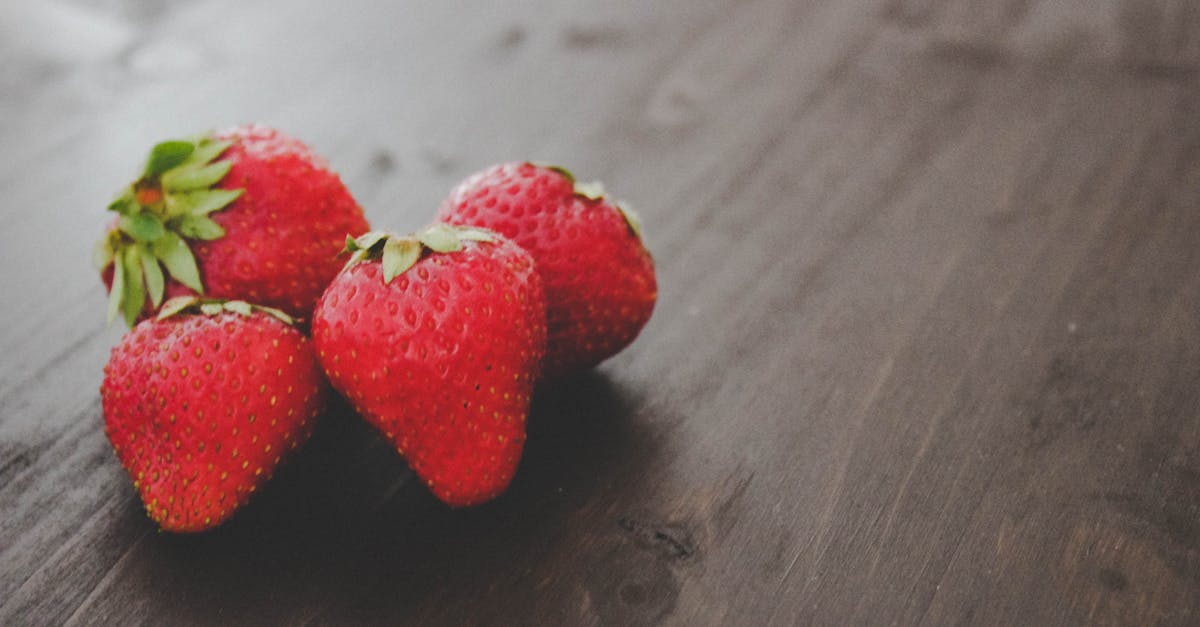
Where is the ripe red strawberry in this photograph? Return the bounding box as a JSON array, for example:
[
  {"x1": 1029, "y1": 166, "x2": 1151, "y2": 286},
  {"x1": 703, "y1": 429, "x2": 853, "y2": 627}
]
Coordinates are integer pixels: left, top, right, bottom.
[
  {"x1": 436, "y1": 162, "x2": 656, "y2": 377},
  {"x1": 97, "y1": 124, "x2": 370, "y2": 326},
  {"x1": 100, "y1": 297, "x2": 328, "y2": 532},
  {"x1": 312, "y1": 225, "x2": 546, "y2": 506}
]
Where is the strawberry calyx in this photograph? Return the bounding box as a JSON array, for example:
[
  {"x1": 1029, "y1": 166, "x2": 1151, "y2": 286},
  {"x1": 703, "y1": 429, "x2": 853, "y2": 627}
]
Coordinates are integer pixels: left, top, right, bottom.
[
  {"x1": 572, "y1": 179, "x2": 605, "y2": 200},
  {"x1": 96, "y1": 134, "x2": 245, "y2": 327},
  {"x1": 156, "y1": 295, "x2": 295, "y2": 325},
  {"x1": 529, "y1": 161, "x2": 645, "y2": 242},
  {"x1": 570, "y1": 180, "x2": 645, "y2": 241},
  {"x1": 530, "y1": 161, "x2": 576, "y2": 183},
  {"x1": 614, "y1": 201, "x2": 644, "y2": 241},
  {"x1": 342, "y1": 224, "x2": 498, "y2": 284}
]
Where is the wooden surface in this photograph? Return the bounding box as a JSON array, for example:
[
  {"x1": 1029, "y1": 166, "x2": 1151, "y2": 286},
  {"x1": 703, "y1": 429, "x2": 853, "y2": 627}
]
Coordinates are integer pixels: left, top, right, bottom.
[{"x1": 3, "y1": 0, "x2": 1200, "y2": 624}]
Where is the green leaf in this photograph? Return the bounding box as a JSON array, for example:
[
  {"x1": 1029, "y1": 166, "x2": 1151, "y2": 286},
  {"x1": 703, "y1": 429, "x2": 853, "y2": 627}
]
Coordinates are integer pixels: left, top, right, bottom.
[
  {"x1": 167, "y1": 188, "x2": 243, "y2": 217},
  {"x1": 255, "y1": 305, "x2": 294, "y2": 325},
  {"x1": 118, "y1": 212, "x2": 166, "y2": 242},
  {"x1": 122, "y1": 247, "x2": 145, "y2": 328},
  {"x1": 161, "y1": 160, "x2": 233, "y2": 192},
  {"x1": 418, "y1": 223, "x2": 462, "y2": 253},
  {"x1": 144, "y1": 141, "x2": 195, "y2": 177},
  {"x1": 531, "y1": 161, "x2": 575, "y2": 183},
  {"x1": 200, "y1": 303, "x2": 224, "y2": 316},
  {"x1": 151, "y1": 232, "x2": 204, "y2": 293},
  {"x1": 107, "y1": 250, "x2": 125, "y2": 325},
  {"x1": 341, "y1": 231, "x2": 393, "y2": 270},
  {"x1": 107, "y1": 190, "x2": 138, "y2": 215},
  {"x1": 187, "y1": 139, "x2": 233, "y2": 166},
  {"x1": 138, "y1": 246, "x2": 165, "y2": 306},
  {"x1": 175, "y1": 215, "x2": 226, "y2": 240},
  {"x1": 354, "y1": 231, "x2": 389, "y2": 252},
  {"x1": 574, "y1": 180, "x2": 606, "y2": 200},
  {"x1": 342, "y1": 248, "x2": 369, "y2": 271},
  {"x1": 456, "y1": 227, "x2": 496, "y2": 243},
  {"x1": 224, "y1": 300, "x2": 253, "y2": 316},
  {"x1": 616, "y1": 201, "x2": 644, "y2": 241},
  {"x1": 157, "y1": 296, "x2": 198, "y2": 320},
  {"x1": 93, "y1": 237, "x2": 115, "y2": 270},
  {"x1": 382, "y1": 237, "x2": 421, "y2": 283}
]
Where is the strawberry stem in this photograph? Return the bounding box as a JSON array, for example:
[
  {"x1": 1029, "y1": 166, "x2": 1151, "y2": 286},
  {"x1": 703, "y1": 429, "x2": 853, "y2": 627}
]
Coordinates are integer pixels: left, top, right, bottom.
[
  {"x1": 99, "y1": 134, "x2": 243, "y2": 327},
  {"x1": 157, "y1": 296, "x2": 295, "y2": 325},
  {"x1": 341, "y1": 225, "x2": 498, "y2": 284}
]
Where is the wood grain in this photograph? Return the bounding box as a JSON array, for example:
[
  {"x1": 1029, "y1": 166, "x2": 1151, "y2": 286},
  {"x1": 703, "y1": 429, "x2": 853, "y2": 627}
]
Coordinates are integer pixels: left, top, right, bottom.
[{"x1": 2, "y1": 0, "x2": 1199, "y2": 624}]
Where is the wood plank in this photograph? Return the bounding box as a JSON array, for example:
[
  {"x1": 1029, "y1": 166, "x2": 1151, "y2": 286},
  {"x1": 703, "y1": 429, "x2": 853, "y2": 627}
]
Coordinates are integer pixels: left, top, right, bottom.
[{"x1": 2, "y1": 0, "x2": 1199, "y2": 624}]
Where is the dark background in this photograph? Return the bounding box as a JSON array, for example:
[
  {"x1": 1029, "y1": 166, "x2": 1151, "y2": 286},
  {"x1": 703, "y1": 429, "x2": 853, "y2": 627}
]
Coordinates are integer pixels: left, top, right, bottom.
[{"x1": 3, "y1": 0, "x2": 1200, "y2": 624}]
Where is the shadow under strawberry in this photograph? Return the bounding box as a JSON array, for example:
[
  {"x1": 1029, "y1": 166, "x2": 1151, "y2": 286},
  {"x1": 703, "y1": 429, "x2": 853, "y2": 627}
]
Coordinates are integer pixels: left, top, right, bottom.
[{"x1": 129, "y1": 370, "x2": 666, "y2": 625}]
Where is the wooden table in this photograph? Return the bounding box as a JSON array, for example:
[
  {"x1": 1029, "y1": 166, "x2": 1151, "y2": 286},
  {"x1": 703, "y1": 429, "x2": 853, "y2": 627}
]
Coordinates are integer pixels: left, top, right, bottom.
[{"x1": 3, "y1": 0, "x2": 1199, "y2": 624}]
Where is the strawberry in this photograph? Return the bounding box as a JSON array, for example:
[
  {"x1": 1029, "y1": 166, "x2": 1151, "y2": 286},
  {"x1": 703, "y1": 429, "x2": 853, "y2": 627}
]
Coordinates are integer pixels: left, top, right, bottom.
[
  {"x1": 100, "y1": 297, "x2": 328, "y2": 532},
  {"x1": 311, "y1": 225, "x2": 546, "y2": 506},
  {"x1": 96, "y1": 124, "x2": 370, "y2": 326},
  {"x1": 436, "y1": 162, "x2": 656, "y2": 377}
]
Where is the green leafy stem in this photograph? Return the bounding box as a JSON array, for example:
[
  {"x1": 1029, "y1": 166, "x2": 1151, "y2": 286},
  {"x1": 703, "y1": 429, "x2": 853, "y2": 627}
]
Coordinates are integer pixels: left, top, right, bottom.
[
  {"x1": 343, "y1": 224, "x2": 498, "y2": 284},
  {"x1": 530, "y1": 161, "x2": 644, "y2": 240},
  {"x1": 156, "y1": 296, "x2": 294, "y2": 325},
  {"x1": 96, "y1": 136, "x2": 244, "y2": 327}
]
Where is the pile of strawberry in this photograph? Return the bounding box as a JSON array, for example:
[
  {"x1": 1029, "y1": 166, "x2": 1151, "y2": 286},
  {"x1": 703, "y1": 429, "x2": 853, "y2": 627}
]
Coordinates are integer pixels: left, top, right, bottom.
[{"x1": 96, "y1": 125, "x2": 656, "y2": 532}]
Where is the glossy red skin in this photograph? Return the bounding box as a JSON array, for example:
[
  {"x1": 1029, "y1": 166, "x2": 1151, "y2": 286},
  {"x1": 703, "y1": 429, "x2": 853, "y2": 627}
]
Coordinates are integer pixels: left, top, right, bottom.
[
  {"x1": 102, "y1": 124, "x2": 371, "y2": 321},
  {"x1": 312, "y1": 237, "x2": 546, "y2": 507},
  {"x1": 101, "y1": 312, "x2": 327, "y2": 532},
  {"x1": 436, "y1": 162, "x2": 657, "y2": 376}
]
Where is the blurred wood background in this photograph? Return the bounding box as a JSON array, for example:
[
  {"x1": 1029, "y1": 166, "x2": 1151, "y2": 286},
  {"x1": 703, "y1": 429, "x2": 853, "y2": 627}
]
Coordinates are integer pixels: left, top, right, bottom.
[{"x1": 3, "y1": 0, "x2": 1200, "y2": 624}]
